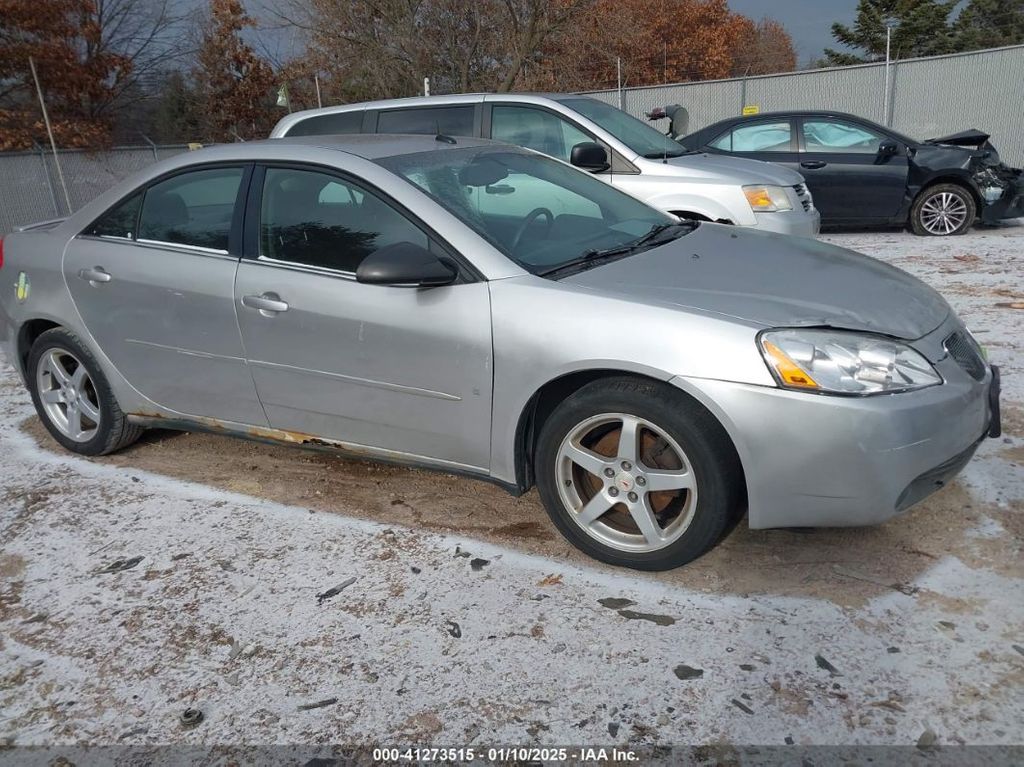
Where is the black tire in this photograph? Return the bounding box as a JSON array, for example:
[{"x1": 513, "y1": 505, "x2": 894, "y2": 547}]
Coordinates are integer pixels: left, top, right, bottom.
[
  {"x1": 910, "y1": 183, "x2": 976, "y2": 236},
  {"x1": 27, "y1": 328, "x2": 144, "y2": 456},
  {"x1": 535, "y1": 376, "x2": 745, "y2": 571}
]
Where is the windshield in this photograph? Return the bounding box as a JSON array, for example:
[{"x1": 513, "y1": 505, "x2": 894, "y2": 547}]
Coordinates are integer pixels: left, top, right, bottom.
[
  {"x1": 377, "y1": 146, "x2": 678, "y2": 274},
  {"x1": 560, "y1": 98, "x2": 686, "y2": 159}
]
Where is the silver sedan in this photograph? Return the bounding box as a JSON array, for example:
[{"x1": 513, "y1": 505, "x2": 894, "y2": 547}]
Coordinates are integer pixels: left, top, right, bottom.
[{"x1": 0, "y1": 135, "x2": 1001, "y2": 570}]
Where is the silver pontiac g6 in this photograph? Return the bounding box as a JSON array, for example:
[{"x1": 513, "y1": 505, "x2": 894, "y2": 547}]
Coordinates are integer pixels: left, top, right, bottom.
[{"x1": 0, "y1": 136, "x2": 1000, "y2": 570}]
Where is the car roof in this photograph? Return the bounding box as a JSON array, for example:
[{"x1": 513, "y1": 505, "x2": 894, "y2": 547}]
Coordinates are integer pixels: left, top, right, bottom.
[{"x1": 271, "y1": 93, "x2": 601, "y2": 137}]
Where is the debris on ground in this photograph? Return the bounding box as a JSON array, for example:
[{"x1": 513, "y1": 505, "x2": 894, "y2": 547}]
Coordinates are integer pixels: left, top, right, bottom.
[
  {"x1": 316, "y1": 577, "x2": 356, "y2": 605},
  {"x1": 94, "y1": 556, "x2": 144, "y2": 574},
  {"x1": 673, "y1": 665, "x2": 704, "y2": 681},
  {"x1": 297, "y1": 698, "x2": 338, "y2": 711}
]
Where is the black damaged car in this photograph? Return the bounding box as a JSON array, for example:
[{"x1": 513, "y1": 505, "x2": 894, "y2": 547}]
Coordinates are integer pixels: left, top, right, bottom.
[{"x1": 676, "y1": 110, "x2": 1024, "y2": 236}]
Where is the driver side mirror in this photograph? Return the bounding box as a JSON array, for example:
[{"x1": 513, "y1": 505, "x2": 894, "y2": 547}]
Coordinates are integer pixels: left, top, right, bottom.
[
  {"x1": 878, "y1": 139, "x2": 899, "y2": 157},
  {"x1": 356, "y1": 241, "x2": 457, "y2": 287},
  {"x1": 570, "y1": 142, "x2": 610, "y2": 173}
]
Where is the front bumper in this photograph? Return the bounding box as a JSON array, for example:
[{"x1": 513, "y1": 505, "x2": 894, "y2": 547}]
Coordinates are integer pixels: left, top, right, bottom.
[
  {"x1": 750, "y1": 208, "x2": 821, "y2": 238},
  {"x1": 671, "y1": 357, "x2": 998, "y2": 529},
  {"x1": 980, "y1": 174, "x2": 1024, "y2": 223}
]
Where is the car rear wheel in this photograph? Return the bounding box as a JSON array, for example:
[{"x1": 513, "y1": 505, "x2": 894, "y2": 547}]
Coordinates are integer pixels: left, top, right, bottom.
[
  {"x1": 27, "y1": 328, "x2": 144, "y2": 455},
  {"x1": 535, "y1": 377, "x2": 744, "y2": 571},
  {"x1": 910, "y1": 183, "x2": 976, "y2": 236}
]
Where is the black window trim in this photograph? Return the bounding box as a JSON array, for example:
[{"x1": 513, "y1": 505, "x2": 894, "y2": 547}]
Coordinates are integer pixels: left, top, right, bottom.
[
  {"x1": 797, "y1": 116, "x2": 891, "y2": 154},
  {"x1": 709, "y1": 118, "x2": 798, "y2": 153},
  {"x1": 78, "y1": 161, "x2": 253, "y2": 259},
  {"x1": 242, "y1": 161, "x2": 484, "y2": 284}
]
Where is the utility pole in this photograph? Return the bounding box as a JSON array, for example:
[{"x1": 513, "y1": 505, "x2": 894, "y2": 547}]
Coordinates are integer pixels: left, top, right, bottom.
[
  {"x1": 883, "y1": 19, "x2": 897, "y2": 127},
  {"x1": 617, "y1": 58, "x2": 623, "y2": 110}
]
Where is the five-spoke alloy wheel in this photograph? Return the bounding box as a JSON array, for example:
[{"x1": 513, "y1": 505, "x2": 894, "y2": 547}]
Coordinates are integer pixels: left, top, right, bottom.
[
  {"x1": 536, "y1": 377, "x2": 744, "y2": 570},
  {"x1": 27, "y1": 328, "x2": 144, "y2": 455}
]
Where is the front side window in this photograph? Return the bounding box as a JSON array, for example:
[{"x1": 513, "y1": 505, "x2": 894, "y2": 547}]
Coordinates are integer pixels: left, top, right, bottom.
[
  {"x1": 377, "y1": 106, "x2": 474, "y2": 136},
  {"x1": 491, "y1": 106, "x2": 593, "y2": 162},
  {"x1": 86, "y1": 193, "x2": 142, "y2": 239},
  {"x1": 260, "y1": 167, "x2": 428, "y2": 273},
  {"x1": 137, "y1": 167, "x2": 244, "y2": 251},
  {"x1": 378, "y1": 146, "x2": 676, "y2": 274},
  {"x1": 710, "y1": 121, "x2": 792, "y2": 152},
  {"x1": 803, "y1": 120, "x2": 885, "y2": 153},
  {"x1": 558, "y1": 97, "x2": 686, "y2": 159}
]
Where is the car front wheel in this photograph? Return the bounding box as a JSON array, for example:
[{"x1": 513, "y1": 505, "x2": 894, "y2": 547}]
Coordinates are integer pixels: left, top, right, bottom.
[
  {"x1": 910, "y1": 183, "x2": 976, "y2": 236},
  {"x1": 27, "y1": 328, "x2": 144, "y2": 455},
  {"x1": 535, "y1": 377, "x2": 744, "y2": 571}
]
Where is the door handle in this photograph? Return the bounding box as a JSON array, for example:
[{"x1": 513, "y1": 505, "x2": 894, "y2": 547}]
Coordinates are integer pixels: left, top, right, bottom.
[
  {"x1": 242, "y1": 292, "x2": 289, "y2": 315},
  {"x1": 78, "y1": 266, "x2": 112, "y2": 284},
  {"x1": 800, "y1": 161, "x2": 827, "y2": 170}
]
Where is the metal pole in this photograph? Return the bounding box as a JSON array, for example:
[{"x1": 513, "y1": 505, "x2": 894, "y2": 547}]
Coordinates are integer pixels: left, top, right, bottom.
[
  {"x1": 141, "y1": 133, "x2": 159, "y2": 161},
  {"x1": 29, "y1": 56, "x2": 72, "y2": 214},
  {"x1": 35, "y1": 142, "x2": 60, "y2": 218},
  {"x1": 883, "y1": 25, "x2": 892, "y2": 126},
  {"x1": 423, "y1": 77, "x2": 430, "y2": 97},
  {"x1": 314, "y1": 74, "x2": 323, "y2": 109},
  {"x1": 617, "y1": 58, "x2": 623, "y2": 110}
]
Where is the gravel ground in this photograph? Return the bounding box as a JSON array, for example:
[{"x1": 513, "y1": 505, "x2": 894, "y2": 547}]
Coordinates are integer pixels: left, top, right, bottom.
[{"x1": 1, "y1": 225, "x2": 1022, "y2": 751}]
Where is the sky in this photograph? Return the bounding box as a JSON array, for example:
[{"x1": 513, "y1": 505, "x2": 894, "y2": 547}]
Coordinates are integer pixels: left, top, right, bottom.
[{"x1": 726, "y1": 0, "x2": 859, "y2": 64}]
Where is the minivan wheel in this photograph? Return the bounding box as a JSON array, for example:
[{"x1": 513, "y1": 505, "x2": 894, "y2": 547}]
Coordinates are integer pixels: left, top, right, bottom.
[
  {"x1": 27, "y1": 328, "x2": 144, "y2": 455},
  {"x1": 535, "y1": 377, "x2": 744, "y2": 571},
  {"x1": 910, "y1": 183, "x2": 975, "y2": 236}
]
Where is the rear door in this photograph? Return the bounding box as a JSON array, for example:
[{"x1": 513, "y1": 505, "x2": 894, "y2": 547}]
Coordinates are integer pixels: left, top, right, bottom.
[
  {"x1": 706, "y1": 118, "x2": 801, "y2": 173},
  {"x1": 63, "y1": 164, "x2": 267, "y2": 425},
  {"x1": 797, "y1": 117, "x2": 909, "y2": 221},
  {"x1": 233, "y1": 164, "x2": 493, "y2": 470}
]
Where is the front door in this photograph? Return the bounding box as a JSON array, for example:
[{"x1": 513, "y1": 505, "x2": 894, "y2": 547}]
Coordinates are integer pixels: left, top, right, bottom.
[
  {"x1": 707, "y1": 118, "x2": 801, "y2": 173},
  {"x1": 798, "y1": 118, "x2": 909, "y2": 222},
  {"x1": 64, "y1": 165, "x2": 267, "y2": 425},
  {"x1": 234, "y1": 165, "x2": 493, "y2": 470}
]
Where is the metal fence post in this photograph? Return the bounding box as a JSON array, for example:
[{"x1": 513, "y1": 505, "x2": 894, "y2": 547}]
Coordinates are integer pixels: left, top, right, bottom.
[
  {"x1": 35, "y1": 142, "x2": 61, "y2": 217},
  {"x1": 141, "y1": 134, "x2": 159, "y2": 161}
]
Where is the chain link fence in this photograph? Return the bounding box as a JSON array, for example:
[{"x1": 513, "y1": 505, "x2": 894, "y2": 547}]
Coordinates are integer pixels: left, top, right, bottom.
[
  {"x1": 0, "y1": 144, "x2": 189, "y2": 234},
  {"x1": 583, "y1": 44, "x2": 1024, "y2": 168}
]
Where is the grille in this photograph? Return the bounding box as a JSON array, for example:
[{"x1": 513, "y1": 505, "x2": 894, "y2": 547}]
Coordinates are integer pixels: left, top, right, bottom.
[
  {"x1": 793, "y1": 183, "x2": 813, "y2": 212},
  {"x1": 944, "y1": 331, "x2": 986, "y2": 380}
]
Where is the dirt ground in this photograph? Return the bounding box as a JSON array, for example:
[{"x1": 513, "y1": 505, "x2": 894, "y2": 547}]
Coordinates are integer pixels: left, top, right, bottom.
[{"x1": 2, "y1": 226, "x2": 1023, "y2": 750}]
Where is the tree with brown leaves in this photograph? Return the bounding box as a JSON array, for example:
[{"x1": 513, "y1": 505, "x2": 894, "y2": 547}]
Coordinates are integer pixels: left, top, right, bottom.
[
  {"x1": 194, "y1": 0, "x2": 275, "y2": 142},
  {"x1": 730, "y1": 17, "x2": 797, "y2": 76},
  {"x1": 0, "y1": 0, "x2": 132, "y2": 150}
]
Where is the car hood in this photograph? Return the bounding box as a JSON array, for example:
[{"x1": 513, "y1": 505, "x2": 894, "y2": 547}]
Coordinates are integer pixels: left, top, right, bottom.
[
  {"x1": 655, "y1": 151, "x2": 804, "y2": 186},
  {"x1": 564, "y1": 224, "x2": 950, "y2": 340},
  {"x1": 924, "y1": 129, "x2": 991, "y2": 149}
]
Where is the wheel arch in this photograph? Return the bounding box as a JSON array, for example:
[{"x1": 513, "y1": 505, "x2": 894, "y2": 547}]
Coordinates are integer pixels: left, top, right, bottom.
[
  {"x1": 912, "y1": 174, "x2": 982, "y2": 210},
  {"x1": 511, "y1": 368, "x2": 747, "y2": 502},
  {"x1": 16, "y1": 318, "x2": 62, "y2": 378}
]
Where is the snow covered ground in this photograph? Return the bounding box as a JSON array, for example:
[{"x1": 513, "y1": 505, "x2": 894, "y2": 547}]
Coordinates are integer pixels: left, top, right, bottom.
[{"x1": 1, "y1": 225, "x2": 1022, "y2": 753}]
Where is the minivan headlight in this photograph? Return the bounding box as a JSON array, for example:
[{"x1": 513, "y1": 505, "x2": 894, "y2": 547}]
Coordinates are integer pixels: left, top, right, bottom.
[
  {"x1": 759, "y1": 329, "x2": 942, "y2": 395},
  {"x1": 743, "y1": 185, "x2": 792, "y2": 212}
]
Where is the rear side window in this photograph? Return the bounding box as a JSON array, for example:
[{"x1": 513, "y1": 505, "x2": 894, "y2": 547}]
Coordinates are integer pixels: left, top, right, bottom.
[
  {"x1": 137, "y1": 167, "x2": 244, "y2": 251},
  {"x1": 285, "y1": 110, "x2": 364, "y2": 137},
  {"x1": 802, "y1": 120, "x2": 885, "y2": 153},
  {"x1": 377, "y1": 106, "x2": 474, "y2": 136},
  {"x1": 260, "y1": 167, "x2": 429, "y2": 273},
  {"x1": 86, "y1": 193, "x2": 142, "y2": 239},
  {"x1": 710, "y1": 121, "x2": 792, "y2": 152}
]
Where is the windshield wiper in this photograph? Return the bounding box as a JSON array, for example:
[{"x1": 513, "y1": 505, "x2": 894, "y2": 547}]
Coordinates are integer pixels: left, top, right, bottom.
[
  {"x1": 537, "y1": 221, "x2": 693, "y2": 278},
  {"x1": 642, "y1": 150, "x2": 686, "y2": 159}
]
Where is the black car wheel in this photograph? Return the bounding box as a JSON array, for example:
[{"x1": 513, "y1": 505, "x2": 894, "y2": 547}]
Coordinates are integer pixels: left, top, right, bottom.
[
  {"x1": 910, "y1": 183, "x2": 976, "y2": 236},
  {"x1": 534, "y1": 376, "x2": 745, "y2": 571}
]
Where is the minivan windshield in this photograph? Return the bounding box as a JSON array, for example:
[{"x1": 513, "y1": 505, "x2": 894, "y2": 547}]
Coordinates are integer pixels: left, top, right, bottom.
[
  {"x1": 560, "y1": 98, "x2": 686, "y2": 159},
  {"x1": 377, "y1": 146, "x2": 688, "y2": 275}
]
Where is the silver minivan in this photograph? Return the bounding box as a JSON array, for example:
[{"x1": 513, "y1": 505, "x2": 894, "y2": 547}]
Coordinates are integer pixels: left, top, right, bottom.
[{"x1": 270, "y1": 94, "x2": 821, "y2": 237}]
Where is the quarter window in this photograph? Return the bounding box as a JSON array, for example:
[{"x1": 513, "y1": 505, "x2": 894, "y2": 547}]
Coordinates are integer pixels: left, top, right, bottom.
[
  {"x1": 377, "y1": 106, "x2": 474, "y2": 136},
  {"x1": 285, "y1": 110, "x2": 363, "y2": 137},
  {"x1": 803, "y1": 120, "x2": 885, "y2": 153},
  {"x1": 86, "y1": 193, "x2": 142, "y2": 239},
  {"x1": 491, "y1": 106, "x2": 594, "y2": 162},
  {"x1": 710, "y1": 122, "x2": 792, "y2": 152},
  {"x1": 137, "y1": 167, "x2": 244, "y2": 251},
  {"x1": 260, "y1": 167, "x2": 429, "y2": 273}
]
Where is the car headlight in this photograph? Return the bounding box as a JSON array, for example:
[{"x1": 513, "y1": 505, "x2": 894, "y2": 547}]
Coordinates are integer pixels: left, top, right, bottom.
[
  {"x1": 759, "y1": 329, "x2": 942, "y2": 395},
  {"x1": 743, "y1": 185, "x2": 792, "y2": 212}
]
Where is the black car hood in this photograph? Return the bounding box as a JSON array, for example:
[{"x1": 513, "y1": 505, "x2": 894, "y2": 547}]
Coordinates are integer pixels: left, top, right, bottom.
[
  {"x1": 924, "y1": 129, "x2": 991, "y2": 149},
  {"x1": 564, "y1": 224, "x2": 951, "y2": 340}
]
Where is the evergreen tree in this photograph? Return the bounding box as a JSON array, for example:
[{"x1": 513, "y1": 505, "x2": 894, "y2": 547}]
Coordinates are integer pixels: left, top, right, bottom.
[
  {"x1": 824, "y1": 0, "x2": 959, "y2": 65},
  {"x1": 953, "y1": 0, "x2": 1024, "y2": 50}
]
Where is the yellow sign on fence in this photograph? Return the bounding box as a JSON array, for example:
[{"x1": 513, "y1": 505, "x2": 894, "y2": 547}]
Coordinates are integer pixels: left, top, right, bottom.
[{"x1": 742, "y1": 105, "x2": 760, "y2": 116}]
